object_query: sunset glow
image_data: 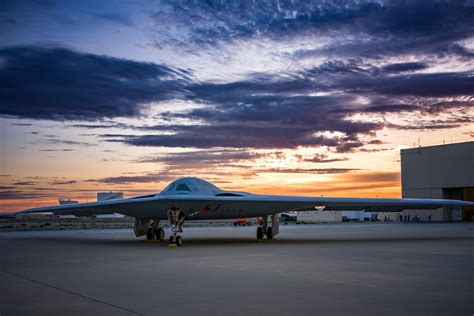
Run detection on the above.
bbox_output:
[1,1,473,211]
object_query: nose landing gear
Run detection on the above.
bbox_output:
[168,208,185,247]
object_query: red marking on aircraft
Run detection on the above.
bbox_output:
[201,204,221,213]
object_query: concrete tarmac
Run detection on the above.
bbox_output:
[1,223,473,315]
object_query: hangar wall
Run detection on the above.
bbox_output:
[401,141,474,221]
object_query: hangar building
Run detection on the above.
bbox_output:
[401,141,474,221]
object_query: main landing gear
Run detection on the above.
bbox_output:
[167,207,185,247]
[143,220,165,241]
[256,214,279,240]
[146,226,165,241]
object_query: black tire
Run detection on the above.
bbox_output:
[146,228,156,240]
[266,227,273,240]
[169,235,175,244]
[176,236,182,247]
[256,227,263,240]
[155,228,165,241]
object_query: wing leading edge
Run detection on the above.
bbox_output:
[18,194,474,218]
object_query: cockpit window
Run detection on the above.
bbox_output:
[176,183,192,192]
[163,184,175,192]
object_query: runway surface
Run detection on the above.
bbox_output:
[1,223,473,315]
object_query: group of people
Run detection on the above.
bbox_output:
[401,215,431,222]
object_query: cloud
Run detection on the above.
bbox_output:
[137,149,268,166]
[39,149,75,152]
[358,148,392,153]
[106,123,379,151]
[2,2,473,156]
[87,173,175,184]
[255,168,359,174]
[0,46,189,120]
[44,139,96,147]
[48,180,77,185]
[0,190,46,200]
[12,181,37,186]
[380,62,428,73]
[345,171,400,183]
[349,72,474,97]
[148,1,474,51]
[98,59,472,151]
[296,153,349,163]
[90,12,133,27]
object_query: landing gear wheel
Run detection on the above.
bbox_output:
[175,236,182,247]
[266,227,273,240]
[256,226,264,240]
[155,228,165,241]
[146,228,156,240]
[169,236,176,244]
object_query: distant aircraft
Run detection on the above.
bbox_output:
[19,177,474,246]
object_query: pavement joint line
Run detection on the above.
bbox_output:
[2,270,143,316]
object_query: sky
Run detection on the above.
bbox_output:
[0,0,473,211]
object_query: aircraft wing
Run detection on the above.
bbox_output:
[18,195,163,217]
[18,194,474,218]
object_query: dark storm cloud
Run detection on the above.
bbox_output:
[136,150,286,170]
[118,58,471,150]
[443,43,474,58]
[0,46,189,120]
[151,1,474,57]
[2,1,473,156]
[342,72,474,97]
[97,59,472,150]
[347,104,423,113]
[111,124,376,151]
[380,62,428,73]
[138,149,262,165]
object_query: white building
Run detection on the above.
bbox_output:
[59,199,78,205]
[96,191,125,218]
[97,192,123,201]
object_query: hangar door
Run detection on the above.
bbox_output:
[463,187,474,221]
[444,187,474,221]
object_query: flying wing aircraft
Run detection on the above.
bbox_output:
[19,177,474,246]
